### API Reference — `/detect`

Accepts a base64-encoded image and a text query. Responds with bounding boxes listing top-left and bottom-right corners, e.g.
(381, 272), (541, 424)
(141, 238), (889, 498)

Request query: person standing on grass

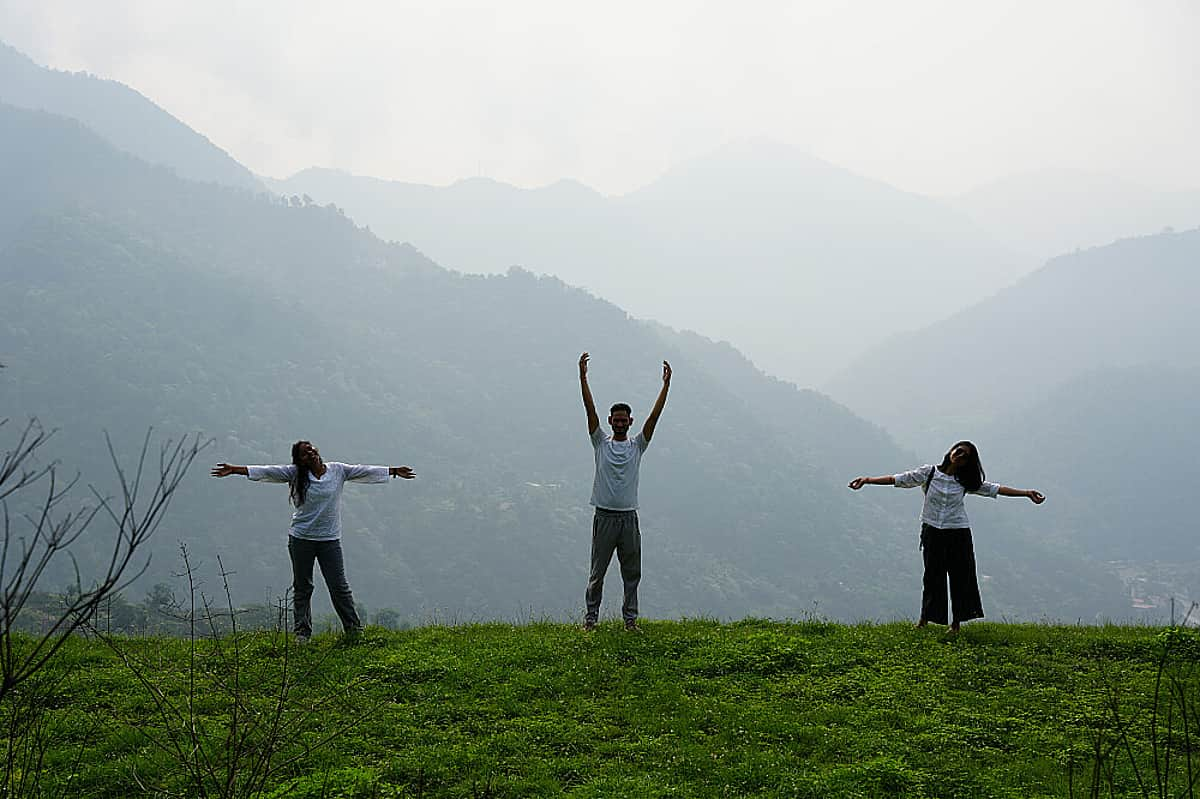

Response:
(847, 440), (1045, 632)
(211, 441), (415, 641)
(579, 352), (671, 632)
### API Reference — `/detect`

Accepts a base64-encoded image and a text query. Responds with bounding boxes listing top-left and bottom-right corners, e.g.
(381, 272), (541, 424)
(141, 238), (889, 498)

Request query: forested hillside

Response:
(977, 365), (1200, 562)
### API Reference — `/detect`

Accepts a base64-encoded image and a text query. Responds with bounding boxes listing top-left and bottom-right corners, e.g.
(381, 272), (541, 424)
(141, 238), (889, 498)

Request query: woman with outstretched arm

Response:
(848, 440), (1044, 632)
(211, 440), (415, 641)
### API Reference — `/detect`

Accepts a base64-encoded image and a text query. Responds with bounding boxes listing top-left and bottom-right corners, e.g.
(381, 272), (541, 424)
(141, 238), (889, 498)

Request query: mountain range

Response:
(827, 228), (1200, 446)
(3, 40), (1194, 622)
(0, 40), (259, 191)
(0, 97), (1129, 624)
(951, 168), (1200, 262)
(271, 140), (1032, 386)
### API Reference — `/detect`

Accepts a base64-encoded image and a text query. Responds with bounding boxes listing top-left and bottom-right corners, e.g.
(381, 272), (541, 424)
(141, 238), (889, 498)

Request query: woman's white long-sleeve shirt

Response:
(893, 465), (1000, 529)
(247, 462), (390, 540)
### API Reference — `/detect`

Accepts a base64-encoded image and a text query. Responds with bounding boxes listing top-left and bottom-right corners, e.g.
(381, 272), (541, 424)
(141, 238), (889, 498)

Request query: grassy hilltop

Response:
(18, 620), (1198, 798)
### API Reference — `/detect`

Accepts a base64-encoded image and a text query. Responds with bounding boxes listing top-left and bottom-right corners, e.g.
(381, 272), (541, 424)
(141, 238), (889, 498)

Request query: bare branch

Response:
(0, 424), (209, 703)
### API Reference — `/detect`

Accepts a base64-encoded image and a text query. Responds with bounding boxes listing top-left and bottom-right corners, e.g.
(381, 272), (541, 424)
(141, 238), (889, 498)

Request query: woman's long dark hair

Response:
(939, 440), (985, 492)
(290, 440), (311, 507)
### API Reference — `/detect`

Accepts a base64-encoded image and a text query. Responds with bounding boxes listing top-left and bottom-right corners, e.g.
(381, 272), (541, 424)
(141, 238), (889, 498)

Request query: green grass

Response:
(10, 620), (1195, 797)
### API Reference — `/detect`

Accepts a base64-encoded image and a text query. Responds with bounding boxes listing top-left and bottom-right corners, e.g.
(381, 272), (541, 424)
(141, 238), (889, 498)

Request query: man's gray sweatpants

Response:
(585, 508), (641, 624)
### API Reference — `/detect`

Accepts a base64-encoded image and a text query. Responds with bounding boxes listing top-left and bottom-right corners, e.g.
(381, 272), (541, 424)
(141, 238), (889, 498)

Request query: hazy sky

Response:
(2, 1), (1197, 196)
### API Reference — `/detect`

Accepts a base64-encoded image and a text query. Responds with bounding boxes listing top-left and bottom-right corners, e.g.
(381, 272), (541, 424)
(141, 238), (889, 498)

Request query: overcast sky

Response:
(2, 1), (1197, 196)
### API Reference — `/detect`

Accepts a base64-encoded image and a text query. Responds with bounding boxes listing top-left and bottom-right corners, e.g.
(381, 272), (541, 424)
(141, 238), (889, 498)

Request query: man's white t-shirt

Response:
(247, 461), (390, 540)
(589, 427), (649, 511)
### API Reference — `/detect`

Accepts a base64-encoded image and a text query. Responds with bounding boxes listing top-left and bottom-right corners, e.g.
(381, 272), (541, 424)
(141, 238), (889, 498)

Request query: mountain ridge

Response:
(0, 40), (261, 191)
(274, 137), (1033, 385)
(953, 167), (1200, 260)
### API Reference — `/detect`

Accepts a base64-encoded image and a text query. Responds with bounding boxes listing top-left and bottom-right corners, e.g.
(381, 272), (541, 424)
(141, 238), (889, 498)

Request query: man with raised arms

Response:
(578, 352), (672, 632)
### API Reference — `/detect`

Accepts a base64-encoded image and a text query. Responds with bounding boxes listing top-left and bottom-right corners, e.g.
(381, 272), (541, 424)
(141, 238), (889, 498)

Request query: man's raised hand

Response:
(211, 463), (236, 478)
(390, 466), (417, 480)
(579, 352), (590, 379)
(662, 360), (672, 385)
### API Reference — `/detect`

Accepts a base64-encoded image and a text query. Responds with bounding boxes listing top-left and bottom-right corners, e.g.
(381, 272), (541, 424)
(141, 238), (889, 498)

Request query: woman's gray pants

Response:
(585, 508), (642, 624)
(288, 536), (362, 636)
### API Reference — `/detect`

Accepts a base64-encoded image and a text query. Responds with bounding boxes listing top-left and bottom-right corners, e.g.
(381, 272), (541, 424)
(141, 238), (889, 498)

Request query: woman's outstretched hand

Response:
(1027, 490), (1046, 504)
(390, 466), (416, 479)
(848, 477), (867, 490)
(211, 463), (237, 478)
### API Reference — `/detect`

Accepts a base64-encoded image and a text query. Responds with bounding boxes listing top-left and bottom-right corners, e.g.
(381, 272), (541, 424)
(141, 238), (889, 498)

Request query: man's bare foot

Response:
(948, 622), (961, 634)
(915, 619), (928, 628)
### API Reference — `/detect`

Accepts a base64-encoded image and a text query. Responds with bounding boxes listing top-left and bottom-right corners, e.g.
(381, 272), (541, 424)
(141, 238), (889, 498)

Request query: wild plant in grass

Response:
(1070, 615), (1200, 798)
(97, 545), (380, 798)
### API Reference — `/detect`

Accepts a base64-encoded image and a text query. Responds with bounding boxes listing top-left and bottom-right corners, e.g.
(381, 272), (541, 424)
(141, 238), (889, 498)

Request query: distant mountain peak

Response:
(958, 167), (1155, 200)
(287, 166), (354, 180)
(0, 39), (260, 191)
(660, 137), (836, 178)
(710, 135), (828, 163)
(952, 165), (1200, 260)
(0, 39), (35, 65)
(622, 137), (899, 205)
(450, 175), (510, 189)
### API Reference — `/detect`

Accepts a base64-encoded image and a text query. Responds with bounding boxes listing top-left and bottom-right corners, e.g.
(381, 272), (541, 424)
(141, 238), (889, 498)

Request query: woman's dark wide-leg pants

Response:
(919, 523), (984, 625)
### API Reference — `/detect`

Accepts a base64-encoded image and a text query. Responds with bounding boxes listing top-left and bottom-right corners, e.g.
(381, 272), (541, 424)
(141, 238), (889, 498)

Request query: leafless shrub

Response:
(98, 545), (380, 798)
(0, 417), (207, 796)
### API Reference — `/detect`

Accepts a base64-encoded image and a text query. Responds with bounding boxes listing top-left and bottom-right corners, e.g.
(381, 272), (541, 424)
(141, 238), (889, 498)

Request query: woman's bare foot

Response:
(915, 619), (928, 628)
(948, 622), (961, 634)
